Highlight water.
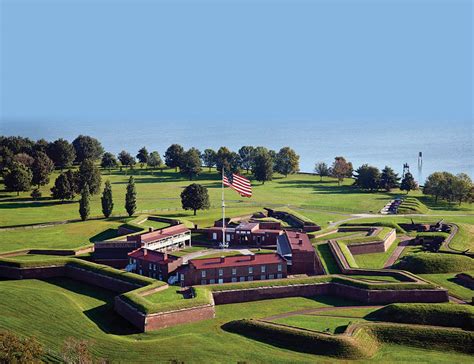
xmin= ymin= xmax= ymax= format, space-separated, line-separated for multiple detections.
xmin=1 ymin=119 xmax=472 ymax=182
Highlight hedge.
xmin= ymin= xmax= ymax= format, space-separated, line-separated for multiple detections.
xmin=368 ymin=303 xmax=474 ymax=330
xmin=394 ymin=253 xmax=474 ymax=274
xmin=222 ymin=319 xmax=378 ymax=359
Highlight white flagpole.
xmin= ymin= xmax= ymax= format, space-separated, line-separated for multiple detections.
xmin=221 ymin=167 xmax=226 ymax=248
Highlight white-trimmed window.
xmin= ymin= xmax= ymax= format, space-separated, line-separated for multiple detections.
xmin=232 ymin=268 xmax=237 ymax=275
xmin=261 ymin=265 xmax=266 ymax=273
xmin=218 ymin=269 xmax=223 ymax=276
xmin=260 ymin=275 xmax=266 ymax=280
xmin=201 ymin=279 xmax=207 ymax=285
xmin=248 ymin=266 xmax=253 ymax=274
xmin=209 ymin=279 xmax=215 ymax=284
xmin=269 ymin=274 xmax=275 ymax=279
xmin=231 ymin=277 xmax=237 ymax=282
xmin=248 ymin=276 xmax=254 ymax=281
xmin=201 ymin=270 xmax=206 ymax=278
xmin=277 ymin=264 xmax=282 ymax=272
xmin=277 ymin=273 xmax=282 ymax=279
xmin=239 ymin=277 xmax=245 ymax=282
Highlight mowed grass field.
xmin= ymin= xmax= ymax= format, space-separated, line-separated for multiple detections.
xmin=0 ymin=278 xmax=472 ymax=363
xmin=2 ymin=167 xmax=472 ymax=228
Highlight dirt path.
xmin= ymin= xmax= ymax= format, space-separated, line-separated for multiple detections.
xmin=383 ymin=237 xmax=411 ymax=268
xmin=262 ymin=305 xmax=384 ymax=321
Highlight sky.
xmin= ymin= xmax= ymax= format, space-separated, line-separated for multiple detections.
xmin=0 ymin=0 xmax=472 ymax=128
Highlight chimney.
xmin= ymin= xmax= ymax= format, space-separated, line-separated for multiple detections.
xmin=144 ymin=249 xmax=148 ymax=256
xmin=298 ymin=239 xmax=303 ymax=245
xmin=296 ymin=233 xmax=300 ymax=238
xmin=220 ymin=256 xmax=225 ymax=263
xmin=250 ymin=255 xmax=256 ymax=261
xmin=149 ymin=227 xmax=153 ymax=233
xmin=163 ymin=253 xmax=168 ymax=261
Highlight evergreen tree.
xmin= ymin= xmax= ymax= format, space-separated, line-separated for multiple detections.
xmin=136 ymin=147 xmax=149 ymax=168
xmin=101 ymin=152 xmax=118 ymax=172
xmin=117 ymin=150 xmax=136 ymax=171
xmin=101 ymin=180 xmax=114 ymax=218
xmin=72 ymin=135 xmax=104 ymax=163
xmin=4 ymin=162 xmax=33 ymax=195
xmin=180 ymin=148 xmax=202 ymax=180
xmin=125 ymin=176 xmax=137 ymax=216
xmin=76 ymin=159 xmax=101 ymax=194
xmin=79 ymin=184 xmax=90 ymax=221
xmin=164 ymin=144 xmax=184 ymax=171
xmin=47 ymin=138 xmax=76 ymax=169
xmin=180 ymin=183 xmax=210 ymax=215
xmin=31 ymin=151 xmax=54 ymax=186
xmin=202 ymin=149 xmax=217 ymax=172
xmin=314 ymin=162 xmax=330 ymax=181
xmin=379 ymin=166 xmax=400 ymax=191
xmin=253 ymin=149 xmax=273 ymax=184
xmin=275 ymin=147 xmax=299 ymax=176
xmin=400 ymin=172 xmax=418 ymax=194
xmin=353 ymin=164 xmax=380 ymax=191
xmin=51 ymin=172 xmax=75 ymax=201
xmin=147 ymin=151 xmax=162 ymax=169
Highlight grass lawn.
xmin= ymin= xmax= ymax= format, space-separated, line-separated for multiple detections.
xmin=419 ymin=273 xmax=473 ymax=301
xmin=273 ymin=315 xmax=368 ymax=334
xmin=0 ymin=278 xmax=471 ymax=363
xmin=346 ymin=275 xmax=401 ymax=283
xmin=352 ymin=239 xmax=401 ymax=269
xmin=449 ymin=223 xmax=474 ymax=252
xmin=314 ymin=243 xmax=341 ymax=274
xmin=312 ymin=230 xmax=366 ymax=242
xmin=139 ymin=219 xmax=170 ymax=230
xmin=0 ymin=219 xmax=125 ymax=253
xmin=169 ymin=246 xmax=209 ymax=257
xmin=144 ymin=286 xmax=187 ymax=304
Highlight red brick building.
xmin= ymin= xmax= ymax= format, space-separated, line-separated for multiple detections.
xmin=205 ymin=221 xmax=283 ymax=245
xmin=127 ymin=248 xmax=182 ymax=281
xmin=179 ymin=253 xmax=287 ymax=286
xmin=277 ymin=231 xmax=317 ymax=275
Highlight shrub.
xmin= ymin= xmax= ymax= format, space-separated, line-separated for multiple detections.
xmin=369 ymin=303 xmax=474 ymax=330
xmin=394 ymin=253 xmax=474 ymax=274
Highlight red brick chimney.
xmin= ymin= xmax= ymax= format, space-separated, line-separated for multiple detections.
xmin=296 ymin=233 xmax=300 ymax=238
xmin=149 ymin=227 xmax=153 ymax=233
xmin=250 ymin=255 xmax=256 ymax=261
xmin=163 ymin=253 xmax=168 ymax=261
xmin=298 ymin=239 xmax=303 ymax=245
xmin=144 ymin=249 xmax=148 ymax=256
xmin=220 ymin=256 xmax=225 ymax=263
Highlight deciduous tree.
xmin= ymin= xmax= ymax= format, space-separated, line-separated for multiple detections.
xmin=147 ymin=151 xmax=162 ymax=169
xmin=164 ymin=144 xmax=184 ymax=171
xmin=275 ymin=147 xmax=299 ymax=176
xmin=13 ymin=153 xmax=34 ymax=168
xmin=180 ymin=148 xmax=202 ymax=180
xmin=202 ymin=149 xmax=217 ymax=172
xmin=47 ymin=138 xmax=75 ymax=169
xmin=0 ymin=331 xmax=44 ymax=364
xmin=238 ymin=146 xmax=255 ymax=173
xmin=330 ymin=156 xmax=353 ymax=186
xmin=253 ymin=148 xmax=273 ymax=184
xmin=181 ymin=183 xmax=210 ymax=215
xmin=3 ymin=162 xmax=32 ymax=195
xmin=31 ymin=151 xmax=54 ymax=186
xmin=314 ymin=162 xmax=329 ymax=181
xmin=76 ymin=159 xmax=101 ymax=194
xmin=136 ymin=146 xmax=149 ymax=168
xmin=353 ymin=164 xmax=380 ymax=191
xmin=118 ymin=150 xmax=136 ymax=171
xmin=101 ymin=152 xmax=118 ymax=172
xmin=51 ymin=171 xmax=76 ymax=201
xmin=72 ymin=135 xmax=104 ymax=163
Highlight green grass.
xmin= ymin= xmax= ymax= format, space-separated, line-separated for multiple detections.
xmin=313 ymin=230 xmax=366 ymax=242
xmin=397 ymin=197 xmax=429 ymax=214
xmin=0 ymin=218 xmax=125 ymax=253
xmin=352 ymin=239 xmax=400 ymax=269
xmin=167 ymin=246 xmax=209 ymax=257
xmin=394 ymin=252 xmax=474 ymax=274
xmin=192 ymin=250 xmax=247 ymax=260
xmin=314 ymin=243 xmax=341 ymax=274
xmin=337 ymin=227 xmax=393 ymax=245
xmin=347 ymin=274 xmax=402 ymax=283
xmin=450 ymin=223 xmax=474 ymax=252
xmin=139 ymin=219 xmax=169 ymax=230
xmin=419 ymin=273 xmax=474 ymax=301
xmin=273 ymin=315 xmax=368 ymax=334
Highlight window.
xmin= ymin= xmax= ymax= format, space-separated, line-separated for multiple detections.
xmin=277 ymin=264 xmax=282 ymax=272
xmin=231 ymin=277 xmax=237 ymax=283
xmin=248 ymin=266 xmax=253 ymax=274
xmin=269 ymin=274 xmax=275 ymax=279
xmin=212 ymin=233 xmax=217 ymax=240
xmin=201 ymin=279 xmax=207 ymax=285
xmin=149 ymin=263 xmax=152 ymax=270
xmin=248 ymin=276 xmax=254 ymax=281
xmin=209 ymin=279 xmax=215 ymax=284
xmin=218 ymin=269 xmax=223 ymax=276
xmin=262 ymin=236 xmax=265 ymax=241
xmin=277 ymin=273 xmax=282 ymax=279
xmin=218 ymin=278 xmax=223 ymax=284
xmin=239 ymin=277 xmax=245 ymax=282
xmin=261 ymin=265 xmax=266 ymax=273
xmin=232 ymin=268 xmax=237 ymax=275
xmin=201 ymin=270 xmax=206 ymax=278
xmin=260 ymin=275 xmax=266 ymax=280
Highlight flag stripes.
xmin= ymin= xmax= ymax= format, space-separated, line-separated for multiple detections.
xmin=223 ymin=173 xmax=252 ymax=197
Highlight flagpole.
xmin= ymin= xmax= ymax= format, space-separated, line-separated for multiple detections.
xmin=221 ymin=167 xmax=226 ymax=248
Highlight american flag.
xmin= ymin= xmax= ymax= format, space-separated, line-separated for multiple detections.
xmin=223 ymin=173 xmax=252 ymax=197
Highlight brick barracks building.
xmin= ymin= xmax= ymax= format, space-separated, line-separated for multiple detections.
xmin=277 ymin=231 xmax=318 ymax=275
xmin=127 ymin=248 xmax=182 ymax=281
xmin=205 ymin=221 xmax=283 ymax=245
xmin=179 ymin=253 xmax=287 ymax=286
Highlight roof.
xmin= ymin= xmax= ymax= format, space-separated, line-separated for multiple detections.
xmin=134 ymin=224 xmax=190 ymax=244
xmin=235 ymin=222 xmax=259 ymax=231
xmin=285 ymin=231 xmax=314 ymax=252
xmin=189 ymin=253 xmax=284 ymax=270
xmin=128 ymin=248 xmax=180 ymax=264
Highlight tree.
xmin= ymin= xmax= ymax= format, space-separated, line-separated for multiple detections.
xmin=400 ymin=172 xmax=418 ymax=194
xmin=101 ymin=180 xmax=114 ymax=218
xmin=147 ymin=151 xmax=162 ymax=169
xmin=3 ymin=162 xmax=32 ymax=195
xmin=33 ymin=138 xmax=49 ymax=155
xmin=79 ymin=184 xmax=90 ymax=221
xmin=47 ymin=138 xmax=76 ymax=169
xmin=423 ymin=172 xmax=451 ymax=203
xmin=164 ymin=144 xmax=184 ymax=171
xmin=118 ymin=150 xmax=136 ymax=171
xmin=238 ymin=146 xmax=255 ymax=173
xmin=202 ymin=149 xmax=217 ymax=172
xmin=253 ymin=148 xmax=273 ymax=184
xmin=51 ymin=171 xmax=76 ymax=201
xmin=136 ymin=146 xmax=149 ymax=168
xmin=215 ymin=147 xmax=239 ymax=173
xmin=31 ymin=151 xmax=54 ymax=186
xmin=330 ymin=156 xmax=353 ymax=186
xmin=13 ymin=153 xmax=34 ymax=167
xmin=72 ymin=135 xmax=104 ymax=163
xmin=61 ymin=337 xmax=93 ymax=364
xmin=76 ymin=159 xmax=101 ymax=194
xmin=0 ymin=331 xmax=44 ymax=364
xmin=314 ymin=162 xmax=330 ymax=181
xmin=180 ymin=148 xmax=202 ymax=180
xmin=275 ymin=147 xmax=299 ymax=176
xmin=101 ymin=152 xmax=118 ymax=171
xmin=353 ymin=164 xmax=380 ymax=191
xmin=0 ymin=136 xmax=35 ymax=155
xmin=379 ymin=166 xmax=400 ymax=191
xmin=451 ymin=173 xmax=472 ymax=205
xmin=0 ymin=146 xmax=14 ymax=171
xmin=181 ymin=183 xmax=210 ymax=215
xmin=30 ymin=188 xmax=42 ymax=200
xmin=125 ymin=176 xmax=137 ymax=216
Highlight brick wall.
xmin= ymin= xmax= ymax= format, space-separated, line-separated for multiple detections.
xmin=144 ymin=304 xmax=215 ymax=331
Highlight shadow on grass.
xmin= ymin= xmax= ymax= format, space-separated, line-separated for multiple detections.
xmin=90 ymin=228 xmax=119 ymax=242
xmin=0 ymin=200 xmax=77 ymax=209
xmin=417 ymin=195 xmax=469 ymax=211
xmin=42 ymin=277 xmax=139 ymax=335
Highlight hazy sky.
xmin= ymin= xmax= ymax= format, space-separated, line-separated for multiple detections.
xmin=0 ymin=0 xmax=472 ymax=127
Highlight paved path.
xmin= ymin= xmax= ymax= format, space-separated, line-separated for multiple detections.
xmin=383 ymin=238 xmax=411 ymax=268
xmin=262 ymin=305 xmax=384 ymax=321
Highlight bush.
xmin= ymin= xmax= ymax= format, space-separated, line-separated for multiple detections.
xmin=369 ymin=303 xmax=474 ymax=330
xmin=394 ymin=253 xmax=474 ymax=274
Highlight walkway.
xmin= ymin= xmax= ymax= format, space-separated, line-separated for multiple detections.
xmin=383 ymin=237 xmax=411 ymax=268
xmin=262 ymin=305 xmax=384 ymax=321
